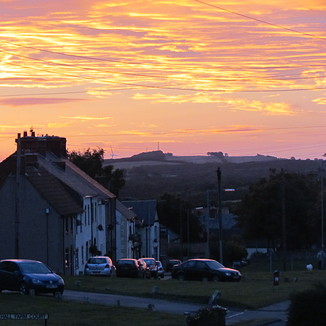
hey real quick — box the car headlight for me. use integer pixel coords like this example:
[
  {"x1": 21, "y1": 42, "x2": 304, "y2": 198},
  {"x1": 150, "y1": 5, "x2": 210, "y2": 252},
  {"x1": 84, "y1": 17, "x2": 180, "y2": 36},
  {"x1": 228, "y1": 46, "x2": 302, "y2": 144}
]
[
  {"x1": 58, "y1": 278, "x2": 65, "y2": 285},
  {"x1": 225, "y1": 272, "x2": 231, "y2": 276},
  {"x1": 31, "y1": 278, "x2": 43, "y2": 285}
]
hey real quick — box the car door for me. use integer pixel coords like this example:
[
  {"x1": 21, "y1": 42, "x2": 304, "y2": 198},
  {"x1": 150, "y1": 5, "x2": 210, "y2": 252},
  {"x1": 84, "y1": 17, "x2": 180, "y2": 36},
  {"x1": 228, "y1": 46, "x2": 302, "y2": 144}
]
[
  {"x1": 182, "y1": 260, "x2": 197, "y2": 280},
  {"x1": 0, "y1": 261, "x2": 22, "y2": 291},
  {"x1": 193, "y1": 261, "x2": 209, "y2": 280}
]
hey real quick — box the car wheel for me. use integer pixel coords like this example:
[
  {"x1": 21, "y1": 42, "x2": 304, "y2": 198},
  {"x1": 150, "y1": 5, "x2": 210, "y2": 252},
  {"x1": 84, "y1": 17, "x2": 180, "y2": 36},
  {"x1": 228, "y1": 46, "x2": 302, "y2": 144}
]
[
  {"x1": 53, "y1": 291, "x2": 63, "y2": 299},
  {"x1": 202, "y1": 277, "x2": 209, "y2": 282},
  {"x1": 20, "y1": 283, "x2": 29, "y2": 295},
  {"x1": 177, "y1": 273, "x2": 185, "y2": 281},
  {"x1": 212, "y1": 276, "x2": 220, "y2": 282}
]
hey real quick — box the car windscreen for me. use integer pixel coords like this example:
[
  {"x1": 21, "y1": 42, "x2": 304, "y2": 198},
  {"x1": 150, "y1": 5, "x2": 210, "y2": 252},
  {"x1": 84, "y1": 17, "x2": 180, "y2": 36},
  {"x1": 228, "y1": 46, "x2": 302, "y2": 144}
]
[
  {"x1": 88, "y1": 258, "x2": 107, "y2": 264},
  {"x1": 204, "y1": 260, "x2": 225, "y2": 270},
  {"x1": 118, "y1": 260, "x2": 133, "y2": 265},
  {"x1": 142, "y1": 259, "x2": 155, "y2": 266},
  {"x1": 19, "y1": 262, "x2": 52, "y2": 274}
]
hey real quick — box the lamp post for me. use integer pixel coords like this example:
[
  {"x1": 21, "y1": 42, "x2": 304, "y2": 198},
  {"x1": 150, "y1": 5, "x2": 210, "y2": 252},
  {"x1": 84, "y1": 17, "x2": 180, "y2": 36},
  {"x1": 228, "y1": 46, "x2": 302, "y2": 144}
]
[
  {"x1": 217, "y1": 167, "x2": 223, "y2": 264},
  {"x1": 321, "y1": 160, "x2": 325, "y2": 250}
]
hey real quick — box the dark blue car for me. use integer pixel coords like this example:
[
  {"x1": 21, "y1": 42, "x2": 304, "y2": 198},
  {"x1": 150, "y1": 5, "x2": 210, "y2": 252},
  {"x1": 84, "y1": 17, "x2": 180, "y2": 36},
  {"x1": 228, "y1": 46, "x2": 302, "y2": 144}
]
[
  {"x1": 0, "y1": 259, "x2": 64, "y2": 296},
  {"x1": 171, "y1": 258, "x2": 241, "y2": 282}
]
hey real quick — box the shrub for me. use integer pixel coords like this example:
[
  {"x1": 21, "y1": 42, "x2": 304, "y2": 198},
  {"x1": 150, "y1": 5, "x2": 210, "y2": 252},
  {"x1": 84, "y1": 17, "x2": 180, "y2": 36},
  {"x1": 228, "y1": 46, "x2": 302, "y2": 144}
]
[{"x1": 287, "y1": 283, "x2": 326, "y2": 326}]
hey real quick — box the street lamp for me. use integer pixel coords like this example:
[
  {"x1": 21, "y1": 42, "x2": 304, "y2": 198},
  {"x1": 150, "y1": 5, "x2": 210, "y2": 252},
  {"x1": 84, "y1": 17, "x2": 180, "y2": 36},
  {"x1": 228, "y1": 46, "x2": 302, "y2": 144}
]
[
  {"x1": 321, "y1": 160, "x2": 325, "y2": 250},
  {"x1": 217, "y1": 167, "x2": 223, "y2": 263}
]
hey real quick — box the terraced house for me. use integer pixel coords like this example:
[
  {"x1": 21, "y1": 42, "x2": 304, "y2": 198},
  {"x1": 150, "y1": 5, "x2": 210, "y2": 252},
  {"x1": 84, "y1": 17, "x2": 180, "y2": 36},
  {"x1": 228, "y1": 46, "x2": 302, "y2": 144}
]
[{"x1": 0, "y1": 131, "x2": 135, "y2": 275}]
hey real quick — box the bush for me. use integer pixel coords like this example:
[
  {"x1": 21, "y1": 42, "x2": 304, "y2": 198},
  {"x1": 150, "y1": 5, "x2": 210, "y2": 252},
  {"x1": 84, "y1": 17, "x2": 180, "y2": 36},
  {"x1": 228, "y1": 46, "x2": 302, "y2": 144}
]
[{"x1": 287, "y1": 283, "x2": 326, "y2": 326}]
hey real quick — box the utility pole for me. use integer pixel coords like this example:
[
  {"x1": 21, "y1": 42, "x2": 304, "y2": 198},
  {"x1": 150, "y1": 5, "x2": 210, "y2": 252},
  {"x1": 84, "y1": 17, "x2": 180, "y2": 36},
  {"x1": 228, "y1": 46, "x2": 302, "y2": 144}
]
[
  {"x1": 14, "y1": 134, "x2": 21, "y2": 258},
  {"x1": 321, "y1": 160, "x2": 325, "y2": 250},
  {"x1": 281, "y1": 171, "x2": 287, "y2": 271},
  {"x1": 217, "y1": 167, "x2": 223, "y2": 264}
]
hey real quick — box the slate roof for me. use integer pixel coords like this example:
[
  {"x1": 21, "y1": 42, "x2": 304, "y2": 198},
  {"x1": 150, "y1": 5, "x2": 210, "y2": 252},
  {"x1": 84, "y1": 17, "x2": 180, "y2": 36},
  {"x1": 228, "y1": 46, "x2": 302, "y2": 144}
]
[
  {"x1": 37, "y1": 153, "x2": 116, "y2": 200},
  {"x1": 116, "y1": 200, "x2": 136, "y2": 221},
  {"x1": 0, "y1": 150, "x2": 118, "y2": 217},
  {"x1": 121, "y1": 200, "x2": 158, "y2": 226},
  {"x1": 25, "y1": 165, "x2": 83, "y2": 216}
]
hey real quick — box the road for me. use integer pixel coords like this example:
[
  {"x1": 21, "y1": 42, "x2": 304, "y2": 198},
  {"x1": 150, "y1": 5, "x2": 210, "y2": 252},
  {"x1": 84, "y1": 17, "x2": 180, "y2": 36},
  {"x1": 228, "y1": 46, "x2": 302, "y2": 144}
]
[{"x1": 63, "y1": 290, "x2": 289, "y2": 325}]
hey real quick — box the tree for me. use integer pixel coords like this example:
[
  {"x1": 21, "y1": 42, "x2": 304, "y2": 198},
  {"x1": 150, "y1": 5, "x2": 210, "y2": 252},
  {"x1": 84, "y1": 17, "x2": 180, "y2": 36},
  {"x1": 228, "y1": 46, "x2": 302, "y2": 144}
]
[
  {"x1": 68, "y1": 148, "x2": 103, "y2": 178},
  {"x1": 157, "y1": 193, "x2": 204, "y2": 242},
  {"x1": 68, "y1": 148, "x2": 125, "y2": 196},
  {"x1": 236, "y1": 170, "x2": 320, "y2": 250}
]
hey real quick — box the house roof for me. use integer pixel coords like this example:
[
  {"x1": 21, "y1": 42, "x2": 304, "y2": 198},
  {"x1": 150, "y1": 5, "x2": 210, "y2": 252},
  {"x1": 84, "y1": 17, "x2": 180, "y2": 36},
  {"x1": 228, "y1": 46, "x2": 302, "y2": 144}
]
[
  {"x1": 25, "y1": 165, "x2": 83, "y2": 216},
  {"x1": 0, "y1": 155, "x2": 83, "y2": 216},
  {"x1": 0, "y1": 154, "x2": 15, "y2": 185},
  {"x1": 37, "y1": 153, "x2": 116, "y2": 200},
  {"x1": 0, "y1": 150, "x2": 117, "y2": 216},
  {"x1": 121, "y1": 200, "x2": 158, "y2": 226},
  {"x1": 116, "y1": 200, "x2": 136, "y2": 220}
]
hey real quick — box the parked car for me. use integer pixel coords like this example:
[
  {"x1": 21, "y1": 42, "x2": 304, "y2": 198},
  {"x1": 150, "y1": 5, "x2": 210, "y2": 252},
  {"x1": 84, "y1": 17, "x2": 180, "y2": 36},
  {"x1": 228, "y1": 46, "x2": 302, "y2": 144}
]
[
  {"x1": 166, "y1": 259, "x2": 182, "y2": 272},
  {"x1": 155, "y1": 260, "x2": 165, "y2": 278},
  {"x1": 115, "y1": 258, "x2": 148, "y2": 278},
  {"x1": 84, "y1": 256, "x2": 114, "y2": 276},
  {"x1": 138, "y1": 258, "x2": 158, "y2": 278},
  {"x1": 171, "y1": 258, "x2": 241, "y2": 282},
  {"x1": 0, "y1": 259, "x2": 64, "y2": 295}
]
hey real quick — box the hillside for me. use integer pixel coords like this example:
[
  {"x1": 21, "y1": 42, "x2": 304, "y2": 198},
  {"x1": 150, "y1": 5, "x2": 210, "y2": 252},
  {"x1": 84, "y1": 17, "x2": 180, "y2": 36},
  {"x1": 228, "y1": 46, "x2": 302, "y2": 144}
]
[{"x1": 104, "y1": 151, "x2": 322, "y2": 205}]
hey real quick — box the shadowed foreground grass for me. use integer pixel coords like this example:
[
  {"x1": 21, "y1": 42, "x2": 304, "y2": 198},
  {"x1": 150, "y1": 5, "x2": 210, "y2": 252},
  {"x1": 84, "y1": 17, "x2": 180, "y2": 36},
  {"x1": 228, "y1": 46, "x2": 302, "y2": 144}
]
[
  {"x1": 0, "y1": 294, "x2": 184, "y2": 326},
  {"x1": 1, "y1": 264, "x2": 325, "y2": 326}
]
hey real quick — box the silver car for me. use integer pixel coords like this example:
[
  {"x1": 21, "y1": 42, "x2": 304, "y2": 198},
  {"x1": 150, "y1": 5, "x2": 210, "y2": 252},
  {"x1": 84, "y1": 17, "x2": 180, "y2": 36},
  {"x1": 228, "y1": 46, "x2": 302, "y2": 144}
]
[
  {"x1": 84, "y1": 256, "x2": 114, "y2": 276},
  {"x1": 155, "y1": 260, "x2": 165, "y2": 278}
]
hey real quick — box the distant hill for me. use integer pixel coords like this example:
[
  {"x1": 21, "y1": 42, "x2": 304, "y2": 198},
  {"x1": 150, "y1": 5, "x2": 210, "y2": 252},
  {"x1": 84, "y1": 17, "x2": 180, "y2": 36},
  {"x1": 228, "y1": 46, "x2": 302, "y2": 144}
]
[
  {"x1": 104, "y1": 150, "x2": 279, "y2": 169},
  {"x1": 104, "y1": 151, "x2": 322, "y2": 205}
]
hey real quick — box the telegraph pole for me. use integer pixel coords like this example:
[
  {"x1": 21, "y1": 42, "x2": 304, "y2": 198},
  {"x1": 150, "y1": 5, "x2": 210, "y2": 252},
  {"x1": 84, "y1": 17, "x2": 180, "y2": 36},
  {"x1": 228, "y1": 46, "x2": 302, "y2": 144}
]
[
  {"x1": 321, "y1": 160, "x2": 325, "y2": 250},
  {"x1": 217, "y1": 167, "x2": 223, "y2": 263},
  {"x1": 14, "y1": 134, "x2": 21, "y2": 258}
]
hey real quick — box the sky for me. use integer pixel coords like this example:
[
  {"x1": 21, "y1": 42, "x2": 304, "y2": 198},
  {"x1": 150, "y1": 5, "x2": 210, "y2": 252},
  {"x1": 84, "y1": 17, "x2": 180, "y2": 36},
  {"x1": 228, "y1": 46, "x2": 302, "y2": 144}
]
[{"x1": 0, "y1": 0, "x2": 325, "y2": 161}]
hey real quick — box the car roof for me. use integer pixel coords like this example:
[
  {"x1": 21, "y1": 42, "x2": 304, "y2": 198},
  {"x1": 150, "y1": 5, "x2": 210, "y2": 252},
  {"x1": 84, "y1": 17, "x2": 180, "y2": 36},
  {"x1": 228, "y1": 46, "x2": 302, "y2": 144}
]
[
  {"x1": 118, "y1": 258, "x2": 136, "y2": 261},
  {"x1": 0, "y1": 259, "x2": 42, "y2": 264},
  {"x1": 187, "y1": 258, "x2": 215, "y2": 262}
]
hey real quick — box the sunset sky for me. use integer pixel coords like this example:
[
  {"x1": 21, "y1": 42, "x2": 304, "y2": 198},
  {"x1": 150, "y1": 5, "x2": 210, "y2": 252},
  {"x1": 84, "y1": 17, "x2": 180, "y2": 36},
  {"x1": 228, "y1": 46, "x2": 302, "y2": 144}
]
[{"x1": 0, "y1": 0, "x2": 325, "y2": 161}]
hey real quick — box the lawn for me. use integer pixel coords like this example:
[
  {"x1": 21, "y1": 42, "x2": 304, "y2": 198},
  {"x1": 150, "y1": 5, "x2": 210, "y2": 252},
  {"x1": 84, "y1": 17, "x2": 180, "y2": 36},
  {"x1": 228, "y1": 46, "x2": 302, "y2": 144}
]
[
  {"x1": 0, "y1": 294, "x2": 184, "y2": 326},
  {"x1": 64, "y1": 263, "x2": 326, "y2": 309},
  {"x1": 1, "y1": 262, "x2": 325, "y2": 326}
]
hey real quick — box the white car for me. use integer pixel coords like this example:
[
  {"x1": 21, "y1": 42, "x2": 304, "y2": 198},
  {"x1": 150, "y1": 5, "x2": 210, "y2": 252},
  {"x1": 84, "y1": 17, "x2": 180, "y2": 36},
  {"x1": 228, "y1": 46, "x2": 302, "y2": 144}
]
[
  {"x1": 155, "y1": 260, "x2": 165, "y2": 278},
  {"x1": 84, "y1": 256, "x2": 114, "y2": 276}
]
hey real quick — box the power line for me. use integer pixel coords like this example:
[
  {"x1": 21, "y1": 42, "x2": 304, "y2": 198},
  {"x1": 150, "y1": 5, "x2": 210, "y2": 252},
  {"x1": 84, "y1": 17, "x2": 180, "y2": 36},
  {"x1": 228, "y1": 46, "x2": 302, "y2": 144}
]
[
  {"x1": 192, "y1": 0, "x2": 326, "y2": 41},
  {"x1": 3, "y1": 46, "x2": 325, "y2": 83},
  {"x1": 2, "y1": 50, "x2": 326, "y2": 94}
]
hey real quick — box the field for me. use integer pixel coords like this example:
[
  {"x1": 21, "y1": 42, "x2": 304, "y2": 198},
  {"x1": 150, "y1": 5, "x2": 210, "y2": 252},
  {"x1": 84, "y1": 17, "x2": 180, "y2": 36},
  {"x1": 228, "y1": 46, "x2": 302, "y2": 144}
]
[{"x1": 1, "y1": 263, "x2": 325, "y2": 326}]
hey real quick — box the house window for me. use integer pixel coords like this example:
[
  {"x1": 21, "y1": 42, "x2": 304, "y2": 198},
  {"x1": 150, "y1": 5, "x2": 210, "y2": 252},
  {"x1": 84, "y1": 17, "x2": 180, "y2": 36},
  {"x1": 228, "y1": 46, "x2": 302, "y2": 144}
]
[
  {"x1": 75, "y1": 248, "x2": 79, "y2": 269},
  {"x1": 65, "y1": 248, "x2": 69, "y2": 268},
  {"x1": 81, "y1": 246, "x2": 84, "y2": 265},
  {"x1": 86, "y1": 242, "x2": 89, "y2": 260},
  {"x1": 65, "y1": 218, "x2": 69, "y2": 233}
]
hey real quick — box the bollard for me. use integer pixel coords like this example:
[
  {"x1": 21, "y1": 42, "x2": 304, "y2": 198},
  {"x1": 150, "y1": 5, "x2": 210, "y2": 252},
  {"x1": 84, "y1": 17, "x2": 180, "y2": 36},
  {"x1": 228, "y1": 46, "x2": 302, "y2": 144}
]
[{"x1": 273, "y1": 270, "x2": 280, "y2": 286}]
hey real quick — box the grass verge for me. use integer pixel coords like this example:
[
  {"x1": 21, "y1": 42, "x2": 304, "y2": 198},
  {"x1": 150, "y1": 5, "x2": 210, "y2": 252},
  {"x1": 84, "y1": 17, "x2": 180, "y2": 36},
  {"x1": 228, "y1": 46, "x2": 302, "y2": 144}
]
[
  {"x1": 64, "y1": 267, "x2": 326, "y2": 308},
  {"x1": 0, "y1": 294, "x2": 184, "y2": 326}
]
